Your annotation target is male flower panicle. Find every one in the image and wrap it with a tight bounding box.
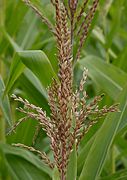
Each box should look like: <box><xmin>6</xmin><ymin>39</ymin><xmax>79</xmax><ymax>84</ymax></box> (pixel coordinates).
<box><xmin>9</xmin><ymin>69</ymin><xmax>118</xmax><ymax>180</ymax></box>
<box><xmin>9</xmin><ymin>1</ymin><xmax>119</xmax><ymax>180</ymax></box>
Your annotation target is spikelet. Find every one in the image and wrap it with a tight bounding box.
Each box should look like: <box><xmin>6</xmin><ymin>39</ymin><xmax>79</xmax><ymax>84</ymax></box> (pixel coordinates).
<box><xmin>69</xmin><ymin>0</ymin><xmax>78</xmax><ymax>11</ymax></box>
<box><xmin>69</xmin><ymin>0</ymin><xmax>78</xmax><ymax>42</ymax></box>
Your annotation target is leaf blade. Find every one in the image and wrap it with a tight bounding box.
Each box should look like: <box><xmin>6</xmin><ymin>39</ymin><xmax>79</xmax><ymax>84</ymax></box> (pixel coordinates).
<box><xmin>0</xmin><ymin>143</ymin><xmax>52</xmax><ymax>179</ymax></box>
<box><xmin>79</xmin><ymin>84</ymin><xmax>127</xmax><ymax>180</ymax></box>
<box><xmin>67</xmin><ymin>143</ymin><xmax>77</xmax><ymax>180</ymax></box>
<box><xmin>17</xmin><ymin>50</ymin><xmax>58</xmax><ymax>88</ymax></box>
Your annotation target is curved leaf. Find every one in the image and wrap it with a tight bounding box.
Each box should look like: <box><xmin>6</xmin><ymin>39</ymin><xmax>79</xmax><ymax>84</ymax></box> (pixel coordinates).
<box><xmin>0</xmin><ymin>143</ymin><xmax>52</xmax><ymax>180</ymax></box>
<box><xmin>79</xmin><ymin>84</ymin><xmax>127</xmax><ymax>180</ymax></box>
<box><xmin>6</xmin><ymin>155</ymin><xmax>50</xmax><ymax>180</ymax></box>
<box><xmin>5</xmin><ymin>50</ymin><xmax>58</xmax><ymax>94</ymax></box>
<box><xmin>17</xmin><ymin>50</ymin><xmax>58</xmax><ymax>88</ymax></box>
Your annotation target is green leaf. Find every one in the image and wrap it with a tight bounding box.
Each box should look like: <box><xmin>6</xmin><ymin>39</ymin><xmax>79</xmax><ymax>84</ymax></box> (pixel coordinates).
<box><xmin>105</xmin><ymin>0</ymin><xmax>124</xmax><ymax>48</ymax></box>
<box><xmin>17</xmin><ymin>50</ymin><xmax>58</xmax><ymax>87</ymax></box>
<box><xmin>0</xmin><ymin>76</ymin><xmax>12</xmax><ymax>126</ymax></box>
<box><xmin>52</xmin><ymin>166</ymin><xmax>60</xmax><ymax>180</ymax></box>
<box><xmin>0</xmin><ymin>143</ymin><xmax>52</xmax><ymax>180</ymax></box>
<box><xmin>19</xmin><ymin>14</ymin><xmax>38</xmax><ymax>50</ymax></box>
<box><xmin>6</xmin><ymin>155</ymin><xmax>51</xmax><ymax>180</ymax></box>
<box><xmin>99</xmin><ymin>169</ymin><xmax>127</xmax><ymax>180</ymax></box>
<box><xmin>5</xmin><ymin>53</ymin><xmax>25</xmax><ymax>95</ymax></box>
<box><xmin>19</xmin><ymin>69</ymin><xmax>49</xmax><ymax>112</ymax></box>
<box><xmin>0</xmin><ymin>147</ymin><xmax>10</xmax><ymax>179</ymax></box>
<box><xmin>79</xmin><ymin>84</ymin><xmax>127</xmax><ymax>180</ymax></box>
<box><xmin>117</xmin><ymin>103</ymin><xmax>127</xmax><ymax>132</ymax></box>
<box><xmin>7</xmin><ymin>118</ymin><xmax>37</xmax><ymax>146</ymax></box>
<box><xmin>77</xmin><ymin>136</ymin><xmax>95</xmax><ymax>175</ymax></box>
<box><xmin>77</xmin><ymin>87</ymin><xmax>127</xmax><ymax>175</ymax></box>
<box><xmin>0</xmin><ymin>0</ymin><xmax>5</xmax><ymax>26</ymax></box>
<box><xmin>77</xmin><ymin>55</ymin><xmax>127</xmax><ymax>100</ymax></box>
<box><xmin>3</xmin><ymin>33</ymin><xmax>49</xmax><ymax>111</ymax></box>
<box><xmin>115</xmin><ymin>45</ymin><xmax>127</xmax><ymax>73</ymax></box>
<box><xmin>67</xmin><ymin>143</ymin><xmax>77</xmax><ymax>180</ymax></box>
<box><xmin>5</xmin><ymin>50</ymin><xmax>58</xmax><ymax>94</ymax></box>
<box><xmin>3</xmin><ymin>30</ymin><xmax>21</xmax><ymax>51</ymax></box>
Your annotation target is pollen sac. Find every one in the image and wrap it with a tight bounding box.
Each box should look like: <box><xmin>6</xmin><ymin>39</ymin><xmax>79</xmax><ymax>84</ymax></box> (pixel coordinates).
<box><xmin>69</xmin><ymin>0</ymin><xmax>78</xmax><ymax>11</ymax></box>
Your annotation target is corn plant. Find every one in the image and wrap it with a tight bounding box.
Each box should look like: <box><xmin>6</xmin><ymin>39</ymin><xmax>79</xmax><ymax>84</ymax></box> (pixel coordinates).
<box><xmin>0</xmin><ymin>0</ymin><xmax>127</xmax><ymax>180</ymax></box>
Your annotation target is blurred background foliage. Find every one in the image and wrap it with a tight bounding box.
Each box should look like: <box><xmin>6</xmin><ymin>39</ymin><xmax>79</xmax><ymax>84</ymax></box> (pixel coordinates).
<box><xmin>0</xmin><ymin>0</ymin><xmax>127</xmax><ymax>179</ymax></box>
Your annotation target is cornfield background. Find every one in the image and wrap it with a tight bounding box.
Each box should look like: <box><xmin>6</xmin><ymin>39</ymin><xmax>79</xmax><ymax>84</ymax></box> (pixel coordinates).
<box><xmin>0</xmin><ymin>0</ymin><xmax>127</xmax><ymax>180</ymax></box>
